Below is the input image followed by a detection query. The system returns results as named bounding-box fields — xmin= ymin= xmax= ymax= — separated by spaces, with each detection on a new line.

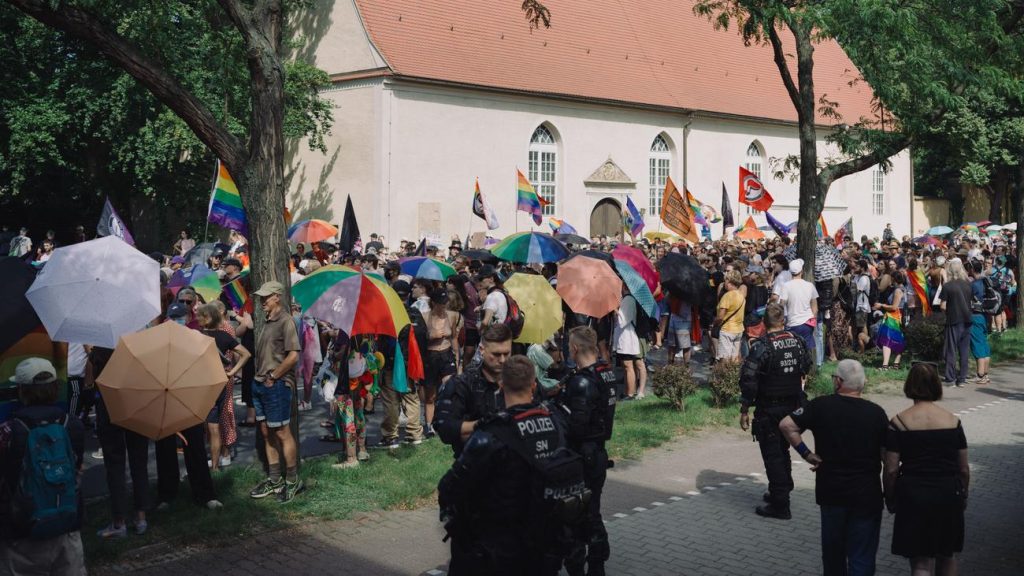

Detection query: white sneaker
xmin=91 ymin=449 xmax=103 ymax=460
xmin=219 ymin=455 xmax=232 ymax=467
xmin=298 ymin=401 xmax=312 ymax=412
xmin=206 ymin=499 xmax=224 ymax=510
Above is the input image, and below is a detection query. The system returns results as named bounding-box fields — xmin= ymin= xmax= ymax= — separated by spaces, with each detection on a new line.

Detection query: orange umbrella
xmin=557 ymin=255 xmax=623 ymax=318
xmin=96 ymin=322 xmax=227 ymax=440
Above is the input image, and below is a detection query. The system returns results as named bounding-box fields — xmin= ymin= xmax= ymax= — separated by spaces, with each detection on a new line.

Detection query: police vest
xmin=758 ymin=331 xmax=805 ymax=401
xmin=590 ymin=362 xmax=618 ymax=442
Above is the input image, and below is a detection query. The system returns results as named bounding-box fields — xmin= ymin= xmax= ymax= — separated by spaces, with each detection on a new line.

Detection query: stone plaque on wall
xmin=418 ymin=202 xmax=441 ymax=242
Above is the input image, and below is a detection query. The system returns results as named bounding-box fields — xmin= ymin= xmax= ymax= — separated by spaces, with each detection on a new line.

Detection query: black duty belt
xmin=757 ymin=396 xmax=801 ymax=407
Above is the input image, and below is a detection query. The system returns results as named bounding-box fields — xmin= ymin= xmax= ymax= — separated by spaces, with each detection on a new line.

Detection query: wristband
xmin=796 ymin=442 xmax=811 ymax=459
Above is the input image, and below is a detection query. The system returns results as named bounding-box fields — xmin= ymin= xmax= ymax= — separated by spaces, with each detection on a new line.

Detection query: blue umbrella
xmin=613 ymin=260 xmax=658 ymax=318
xmin=491 ymin=232 xmax=570 ymax=264
xmin=927 ymin=225 xmax=954 ymax=236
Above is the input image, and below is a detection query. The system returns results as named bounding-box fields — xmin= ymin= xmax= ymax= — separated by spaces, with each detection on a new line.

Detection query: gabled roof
xmin=352 ymin=0 xmax=876 ymax=124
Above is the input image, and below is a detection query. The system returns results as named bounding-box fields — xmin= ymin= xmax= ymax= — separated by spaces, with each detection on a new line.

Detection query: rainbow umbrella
xmin=292 ymin=265 xmax=409 ymax=337
xmin=490 ymin=232 xmax=569 ymax=264
xmin=399 ymin=257 xmax=456 ymax=281
xmin=960 ymin=223 xmax=979 ymax=235
xmin=613 ymin=260 xmax=658 ymax=318
xmin=611 ymin=245 xmax=658 ymax=293
xmin=287 ymin=219 xmax=339 ymax=244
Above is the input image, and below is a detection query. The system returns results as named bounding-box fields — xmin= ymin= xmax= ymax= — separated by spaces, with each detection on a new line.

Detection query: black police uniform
xmin=437 ymin=402 xmax=586 ymax=576
xmin=557 ymin=361 xmax=617 ymax=576
xmin=739 ymin=329 xmax=811 ymax=515
xmin=433 ymin=364 xmax=505 ymax=456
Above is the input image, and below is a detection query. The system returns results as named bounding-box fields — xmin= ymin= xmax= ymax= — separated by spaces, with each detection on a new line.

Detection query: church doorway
xmin=590 ymin=198 xmax=623 ymax=239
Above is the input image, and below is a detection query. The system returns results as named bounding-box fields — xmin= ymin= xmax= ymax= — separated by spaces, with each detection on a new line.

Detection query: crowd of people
xmin=1 ymin=219 xmax=1014 ymax=576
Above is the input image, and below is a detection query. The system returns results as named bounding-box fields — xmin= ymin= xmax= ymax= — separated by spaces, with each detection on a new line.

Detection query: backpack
xmin=7 ymin=415 xmax=79 ymax=539
xmin=627 ymin=295 xmax=660 ymax=340
xmin=501 ymin=290 xmax=526 ymax=340
xmin=866 ymin=276 xmax=880 ymax=308
xmin=487 ymin=408 xmax=590 ymax=528
xmin=991 ymin=267 xmax=1011 ymax=293
xmin=972 ymin=277 xmax=1003 ymax=316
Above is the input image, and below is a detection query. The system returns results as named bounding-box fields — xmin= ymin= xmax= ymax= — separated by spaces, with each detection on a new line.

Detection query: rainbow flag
xmin=816 ymin=215 xmax=829 ymax=239
xmin=548 ymin=218 xmax=578 ymax=235
xmin=208 ymin=161 xmax=247 ymax=235
xmin=223 ymin=275 xmax=253 ymax=314
xmin=516 ymin=169 xmax=545 ymax=225
xmin=908 ymin=269 xmax=931 ymax=315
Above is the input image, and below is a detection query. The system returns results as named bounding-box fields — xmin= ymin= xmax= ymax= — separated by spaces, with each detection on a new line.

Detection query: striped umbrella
xmin=614 ymin=260 xmax=658 ymax=318
xmin=287 ymin=219 xmax=339 ymax=244
xmin=491 ymin=232 xmax=569 ymax=264
xmin=399 ymin=257 xmax=456 ymax=281
xmin=292 ymin=265 xmax=409 ymax=337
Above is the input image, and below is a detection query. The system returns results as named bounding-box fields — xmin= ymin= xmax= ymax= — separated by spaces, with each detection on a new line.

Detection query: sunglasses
xmin=180 ymin=299 xmax=195 ymax=305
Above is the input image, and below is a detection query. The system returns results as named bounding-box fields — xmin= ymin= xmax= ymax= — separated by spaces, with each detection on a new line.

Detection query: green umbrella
xmin=490 ymin=232 xmax=570 ymax=264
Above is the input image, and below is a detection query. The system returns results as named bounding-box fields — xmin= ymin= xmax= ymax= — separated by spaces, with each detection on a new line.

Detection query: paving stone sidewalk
xmin=95 ymin=362 xmax=1024 ymax=576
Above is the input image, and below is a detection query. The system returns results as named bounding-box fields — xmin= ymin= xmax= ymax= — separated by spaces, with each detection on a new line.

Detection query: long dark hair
xmin=447 ymin=274 xmax=471 ymax=312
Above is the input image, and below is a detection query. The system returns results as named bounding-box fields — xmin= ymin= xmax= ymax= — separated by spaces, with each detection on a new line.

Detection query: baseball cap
xmin=167 ymin=302 xmax=189 ymax=319
xmin=9 ymin=358 xmax=57 ymax=385
xmin=254 ymin=280 xmax=285 ymax=297
xmin=789 ymin=259 xmax=804 ymax=275
xmin=170 ymin=256 xmax=185 ymax=265
xmin=391 ymin=279 xmax=411 ymax=297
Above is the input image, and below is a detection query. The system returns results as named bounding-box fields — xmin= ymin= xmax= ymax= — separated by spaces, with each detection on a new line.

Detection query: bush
xmin=651 ymin=364 xmax=699 ymax=411
xmin=708 ymin=359 xmax=742 ymax=407
xmin=905 ymin=312 xmax=946 ymax=362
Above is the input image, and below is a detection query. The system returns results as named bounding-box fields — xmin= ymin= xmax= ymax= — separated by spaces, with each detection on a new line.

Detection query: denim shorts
xmin=206 ymin=387 xmax=228 ymax=424
xmin=252 ymin=379 xmax=292 ymax=428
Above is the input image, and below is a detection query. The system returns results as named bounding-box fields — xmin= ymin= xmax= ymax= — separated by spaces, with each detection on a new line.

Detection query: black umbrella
xmin=657 ymin=253 xmax=708 ymax=303
xmin=0 ymin=257 xmax=41 ymax=354
xmin=574 ymin=249 xmax=614 ymax=263
xmin=554 ymin=233 xmax=591 ymax=247
xmin=183 ymin=242 xmax=230 ymax=268
xmin=461 ymin=249 xmax=498 ymax=264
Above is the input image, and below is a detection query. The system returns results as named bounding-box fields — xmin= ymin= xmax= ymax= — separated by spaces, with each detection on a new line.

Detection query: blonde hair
xmin=725 ymin=270 xmax=743 ymax=287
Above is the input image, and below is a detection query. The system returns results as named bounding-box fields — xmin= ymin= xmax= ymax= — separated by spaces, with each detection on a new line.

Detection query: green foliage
xmin=904 ymin=313 xmax=947 ymax=362
xmin=650 ymin=364 xmax=700 ymax=410
xmin=708 ymin=359 xmax=741 ymax=407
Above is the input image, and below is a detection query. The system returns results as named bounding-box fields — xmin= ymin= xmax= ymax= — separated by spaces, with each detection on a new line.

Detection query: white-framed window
xmin=649 ymin=135 xmax=671 ymax=215
xmin=872 ymin=168 xmax=885 ymax=215
xmin=528 ymin=125 xmax=557 ymax=216
xmin=744 ymin=142 xmax=765 ymax=214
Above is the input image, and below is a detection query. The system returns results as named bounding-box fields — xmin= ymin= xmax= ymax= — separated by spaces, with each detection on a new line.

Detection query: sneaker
xmin=278 ymin=479 xmax=304 ymax=503
xmin=134 ymin=520 xmax=148 ymax=536
xmin=980 ymin=373 xmax=991 ymax=385
xmin=155 ymin=502 xmax=170 ymax=512
xmin=404 ymin=437 xmax=424 ymax=446
xmin=249 ymin=477 xmax=284 ymax=499
xmin=424 ymin=425 xmax=436 ymax=439
xmin=97 ymin=524 xmax=127 ymax=539
xmin=206 ymin=499 xmax=224 ymax=510
xmin=91 ymin=448 xmax=104 ymax=460
xmin=373 ymin=438 xmax=401 ymax=450
xmin=955 ymin=381 xmax=966 ymax=388
xmin=219 ymin=455 xmax=232 ymax=467
xmin=331 ymin=460 xmax=359 ymax=470
xmin=298 ymin=401 xmax=312 ymax=412
xmin=357 ymin=451 xmax=370 ymax=462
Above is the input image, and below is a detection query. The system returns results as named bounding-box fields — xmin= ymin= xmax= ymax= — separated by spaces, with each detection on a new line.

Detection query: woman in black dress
xmin=884 ymin=363 xmax=970 ymax=575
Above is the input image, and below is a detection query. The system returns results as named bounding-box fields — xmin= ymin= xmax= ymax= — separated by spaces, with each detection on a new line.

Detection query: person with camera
xmin=739 ymin=303 xmax=811 ymax=520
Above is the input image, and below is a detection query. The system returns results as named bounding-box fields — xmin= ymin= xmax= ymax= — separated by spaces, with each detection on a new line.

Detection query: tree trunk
xmin=1016 ymin=159 xmax=1024 ymax=325
xmin=989 ymin=166 xmax=1009 ymax=223
xmin=792 ymin=22 xmax=822 ymax=272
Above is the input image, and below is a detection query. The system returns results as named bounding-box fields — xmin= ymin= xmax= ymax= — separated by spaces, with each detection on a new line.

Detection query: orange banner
xmin=659 ymin=177 xmax=699 ymax=244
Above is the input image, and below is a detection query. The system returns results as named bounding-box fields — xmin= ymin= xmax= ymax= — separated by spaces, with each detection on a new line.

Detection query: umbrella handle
xmin=177 ymin=431 xmax=188 ymax=446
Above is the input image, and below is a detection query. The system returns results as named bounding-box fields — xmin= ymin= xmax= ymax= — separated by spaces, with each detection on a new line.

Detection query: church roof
xmin=352 ymin=0 xmax=876 ymax=124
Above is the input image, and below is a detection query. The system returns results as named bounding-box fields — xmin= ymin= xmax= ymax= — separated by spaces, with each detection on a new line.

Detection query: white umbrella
xmin=26 ymin=236 xmax=160 ymax=348
xmin=1004 ymin=222 xmax=1017 ymax=231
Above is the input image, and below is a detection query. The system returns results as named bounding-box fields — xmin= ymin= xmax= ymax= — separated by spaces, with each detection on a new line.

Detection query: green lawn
xmin=87 ymin=328 xmax=1024 ymax=567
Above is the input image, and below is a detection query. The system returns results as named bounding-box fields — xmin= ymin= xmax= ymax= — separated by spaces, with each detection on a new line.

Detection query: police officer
xmin=558 ymin=326 xmax=615 ymax=576
xmin=433 ymin=323 xmax=513 ymax=456
xmin=438 ymin=356 xmax=587 ymax=576
xmin=739 ymin=303 xmax=811 ymax=519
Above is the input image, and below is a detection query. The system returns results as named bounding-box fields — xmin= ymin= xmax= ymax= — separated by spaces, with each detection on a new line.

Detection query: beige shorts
xmin=717 ymin=331 xmax=743 ymax=360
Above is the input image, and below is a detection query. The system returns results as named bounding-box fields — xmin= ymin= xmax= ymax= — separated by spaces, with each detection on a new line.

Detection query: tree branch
xmin=6 ymin=0 xmax=248 ymax=171
xmin=818 ymin=134 xmax=911 ymax=187
xmin=216 ymin=0 xmax=253 ymax=39
xmin=766 ymin=22 xmax=803 ymax=117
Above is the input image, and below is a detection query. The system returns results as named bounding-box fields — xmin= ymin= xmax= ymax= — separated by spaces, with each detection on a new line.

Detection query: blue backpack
xmin=10 ymin=415 xmax=79 ymax=539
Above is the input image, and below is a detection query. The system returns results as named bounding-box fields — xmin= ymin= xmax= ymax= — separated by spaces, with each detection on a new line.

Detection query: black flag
xmin=339 ymin=196 xmax=360 ymax=254
xmin=721 ymin=182 xmax=734 ymax=229
xmin=415 ymin=238 xmax=427 ymax=256
xmin=96 ymin=197 xmax=135 ymax=245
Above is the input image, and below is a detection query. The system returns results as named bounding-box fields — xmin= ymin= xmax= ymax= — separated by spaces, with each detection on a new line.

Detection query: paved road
xmin=94 ymin=360 xmax=1024 ymax=576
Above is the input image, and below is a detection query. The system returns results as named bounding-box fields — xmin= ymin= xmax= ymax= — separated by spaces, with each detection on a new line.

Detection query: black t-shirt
xmin=790 ymin=394 xmax=888 ymax=511
xmin=939 ymin=279 xmax=973 ymax=325
xmin=203 ymin=329 xmax=240 ymax=368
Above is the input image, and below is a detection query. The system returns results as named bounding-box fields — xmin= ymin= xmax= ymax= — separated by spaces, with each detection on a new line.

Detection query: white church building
xmin=288 ymin=0 xmax=912 ymax=246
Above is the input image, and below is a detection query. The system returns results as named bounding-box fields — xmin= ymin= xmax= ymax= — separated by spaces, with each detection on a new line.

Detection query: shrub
xmin=905 ymin=312 xmax=946 ymax=362
xmin=651 ymin=364 xmax=699 ymax=411
xmin=708 ymin=359 xmax=742 ymax=407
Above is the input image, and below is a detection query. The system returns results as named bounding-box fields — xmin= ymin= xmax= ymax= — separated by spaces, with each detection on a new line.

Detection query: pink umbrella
xmin=612 ymin=245 xmax=658 ymax=293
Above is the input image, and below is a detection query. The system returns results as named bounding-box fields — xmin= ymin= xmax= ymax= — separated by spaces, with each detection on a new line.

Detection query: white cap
xmin=9 ymin=358 xmax=57 ymax=385
xmin=789 ymin=258 xmax=805 ymax=275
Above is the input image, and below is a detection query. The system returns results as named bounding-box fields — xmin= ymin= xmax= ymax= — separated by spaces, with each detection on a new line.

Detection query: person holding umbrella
xmin=249 ymin=281 xmax=303 ymax=503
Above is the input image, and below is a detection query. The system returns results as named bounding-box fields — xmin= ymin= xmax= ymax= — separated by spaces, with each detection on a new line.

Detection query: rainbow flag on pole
xmin=516 ymin=169 xmax=546 ymax=225
xmin=223 ymin=275 xmax=253 ymax=314
xmin=208 ymin=161 xmax=247 ymax=235
xmin=908 ymin=269 xmax=931 ymax=315
xmin=816 ymin=215 xmax=829 ymax=239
